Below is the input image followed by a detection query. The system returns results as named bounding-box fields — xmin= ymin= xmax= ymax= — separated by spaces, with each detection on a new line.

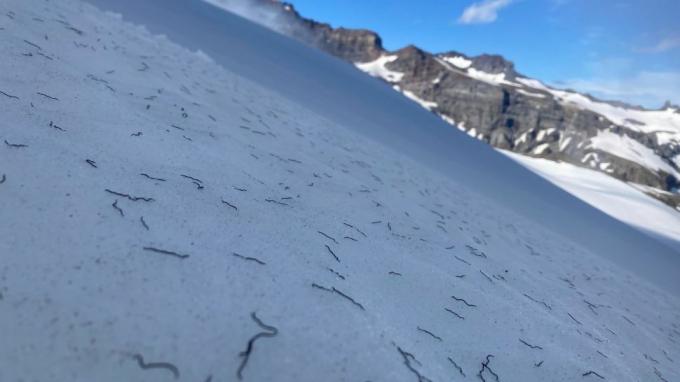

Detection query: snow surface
xmin=515 ymin=77 xmax=550 ymax=91
xmin=402 ymin=90 xmax=438 ymax=111
xmin=436 ymin=56 xmax=524 ymax=89
xmin=532 ymin=143 xmax=550 ymax=155
xmin=588 ymin=131 xmax=680 ymax=176
xmin=503 ymin=151 xmax=680 ymax=244
xmin=1 ymin=0 xmax=679 ymax=381
xmin=355 ymin=55 xmax=405 ymax=83
xmin=517 ymin=88 xmax=546 ymax=98
xmin=441 ymin=55 xmax=472 ymax=69
xmin=466 ymin=68 xmax=520 ymax=87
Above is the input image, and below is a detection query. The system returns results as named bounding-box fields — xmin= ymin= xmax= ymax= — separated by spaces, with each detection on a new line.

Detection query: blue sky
xmin=290 ymin=0 xmax=680 ymax=108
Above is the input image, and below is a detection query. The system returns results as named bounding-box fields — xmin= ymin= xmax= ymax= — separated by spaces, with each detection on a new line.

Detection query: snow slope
xmin=1 ymin=0 xmax=679 ymax=381
xmin=503 ymin=151 xmax=680 ymax=243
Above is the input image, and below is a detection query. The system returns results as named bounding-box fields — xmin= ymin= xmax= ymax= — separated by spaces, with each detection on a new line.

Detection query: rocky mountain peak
xmin=662 ymin=100 xmax=680 ymax=111
xmin=322 ymin=27 xmax=384 ymax=61
xmin=393 ymin=44 xmax=431 ymax=61
xmin=471 ymin=54 xmax=517 ymax=76
xmin=438 ymin=50 xmax=470 ymax=59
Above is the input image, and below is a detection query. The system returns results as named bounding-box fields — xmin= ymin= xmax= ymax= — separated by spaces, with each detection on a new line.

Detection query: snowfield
xmin=503 ymin=151 xmax=680 ymax=244
xmin=1 ymin=0 xmax=679 ymax=381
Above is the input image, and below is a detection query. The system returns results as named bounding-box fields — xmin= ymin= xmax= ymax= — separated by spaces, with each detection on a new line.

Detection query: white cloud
xmin=637 ymin=36 xmax=680 ymax=53
xmin=556 ymin=71 xmax=680 ymax=109
xmin=458 ymin=0 xmax=513 ymax=24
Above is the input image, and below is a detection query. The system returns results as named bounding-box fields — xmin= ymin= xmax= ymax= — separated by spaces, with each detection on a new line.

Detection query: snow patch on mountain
xmin=442 ymin=55 xmax=472 ymax=69
xmin=588 ymin=131 xmax=679 ymax=175
xmin=532 ymin=143 xmax=551 ymax=155
xmin=436 ymin=56 xmax=521 ymax=88
xmin=515 ymin=77 xmax=550 ymax=91
xmin=355 ymin=55 xmax=404 ymax=82
xmin=466 ymin=68 xmax=520 ymax=87
xmin=402 ymin=90 xmax=438 ymax=111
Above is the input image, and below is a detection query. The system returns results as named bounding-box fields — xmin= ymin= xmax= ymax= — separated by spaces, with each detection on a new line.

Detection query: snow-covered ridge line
xmin=466 ymin=68 xmax=520 ymax=87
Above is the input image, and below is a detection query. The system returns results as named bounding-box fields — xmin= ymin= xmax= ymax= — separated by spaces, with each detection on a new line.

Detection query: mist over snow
xmin=203 ymin=0 xmax=313 ymax=41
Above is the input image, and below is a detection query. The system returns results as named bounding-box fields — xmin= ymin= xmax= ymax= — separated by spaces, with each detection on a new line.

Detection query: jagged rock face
xmin=313 ymin=26 xmax=384 ymax=62
xmin=471 ymin=54 xmax=517 ymax=76
xmin=428 ymin=75 xmax=676 ymax=191
xmin=259 ymin=1 xmax=680 ymax=209
xmin=391 ymin=46 xmax=445 ymax=80
xmin=254 ymin=1 xmax=384 ymax=62
xmin=293 ymin=24 xmax=384 ymax=62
